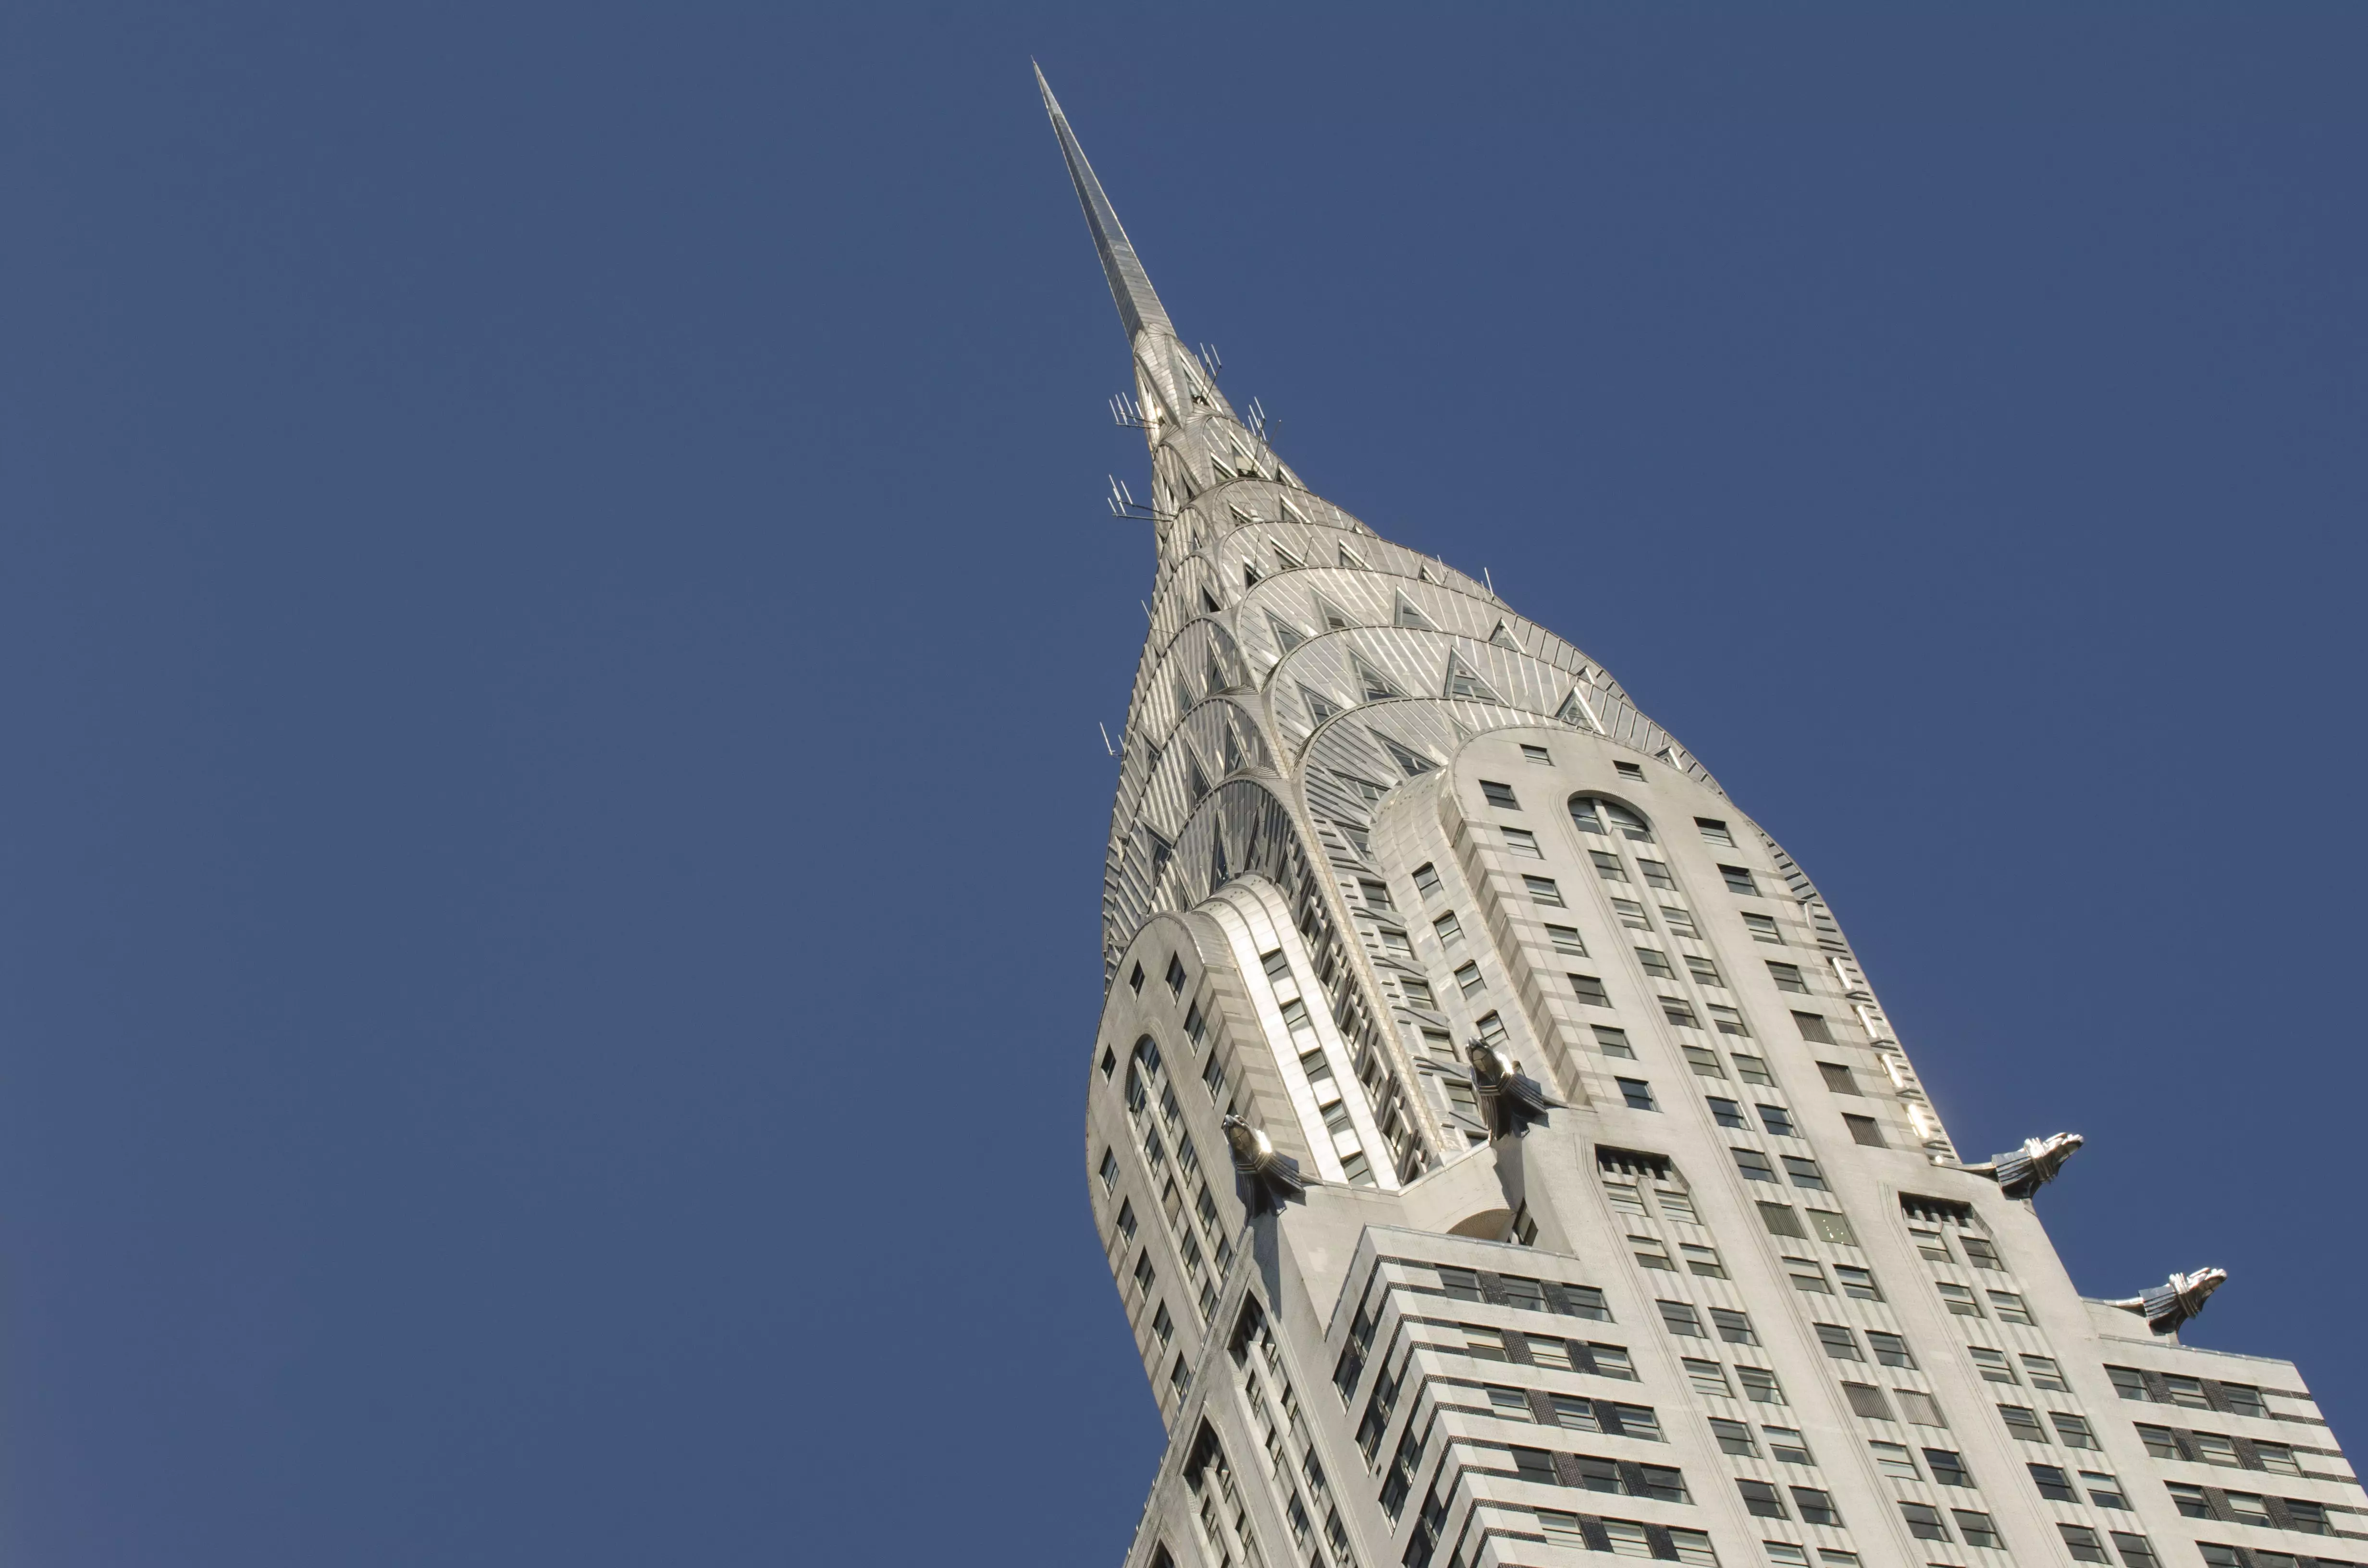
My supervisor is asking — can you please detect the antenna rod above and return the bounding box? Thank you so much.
[1099,723,1117,758]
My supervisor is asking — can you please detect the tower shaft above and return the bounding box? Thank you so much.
[1043,73,2354,1568]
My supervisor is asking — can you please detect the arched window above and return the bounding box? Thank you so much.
[1569,793,1654,843]
[1125,1034,1163,1115]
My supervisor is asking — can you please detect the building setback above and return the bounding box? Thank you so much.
[1038,68,2357,1568]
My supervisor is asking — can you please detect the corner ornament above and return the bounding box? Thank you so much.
[1222,1114,1310,1218]
[2106,1268,2229,1336]
[1956,1132,2085,1200]
[1465,1040,1554,1139]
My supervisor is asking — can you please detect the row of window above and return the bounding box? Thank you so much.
[1528,1507,1716,1564]
[2198,1543,2364,1567]
[2137,1421,2317,1476]
[2172,1481,2345,1536]
[1352,1254,2244,1568]
[2109,1364,2280,1419]
[1417,1303,2178,1564]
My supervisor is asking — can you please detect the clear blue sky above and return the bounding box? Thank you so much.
[6,6,2363,1564]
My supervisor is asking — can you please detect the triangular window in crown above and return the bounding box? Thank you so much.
[1222,718,1245,774]
[1271,540,1303,571]
[1186,752,1212,805]
[1243,560,1263,588]
[1394,592,1436,631]
[1443,652,1503,704]
[1145,826,1173,880]
[1227,502,1258,527]
[1172,673,1197,715]
[1206,650,1230,695]
[1371,729,1439,778]
[1314,593,1356,633]
[1349,652,1406,703]
[1268,612,1308,653]
[1556,686,1602,733]
[1338,544,1367,570]
[1489,620,1520,651]
[1210,827,1230,888]
[1418,564,1441,585]
[1299,684,1346,725]
[1200,587,1222,615]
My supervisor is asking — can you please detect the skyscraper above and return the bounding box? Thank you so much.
[1041,68,2355,1568]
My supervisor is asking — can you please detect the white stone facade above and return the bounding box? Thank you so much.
[1042,68,2357,1568]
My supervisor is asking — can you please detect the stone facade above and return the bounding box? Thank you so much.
[1041,67,2357,1568]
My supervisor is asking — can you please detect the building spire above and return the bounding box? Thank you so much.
[1035,63,1176,346]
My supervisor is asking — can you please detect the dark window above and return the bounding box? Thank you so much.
[1437,1265,1483,1302]
[1780,1155,1828,1190]
[1358,879,1393,910]
[1792,1011,1835,1044]
[1953,1510,2002,1548]
[1900,1501,1950,1542]
[1998,1404,2047,1442]
[1508,1446,1557,1486]
[1707,1096,1747,1129]
[1842,1383,1893,1420]
[1616,1078,1657,1111]
[1570,973,1611,1007]
[1710,1308,1757,1345]
[1756,1103,1797,1137]
[2050,1411,2097,1448]
[1710,1418,1756,1456]
[1695,817,1735,845]
[1480,780,1519,810]
[1818,1062,1859,1094]
[1732,1148,1778,1183]
[1756,1201,1806,1238]
[1924,1448,1973,1487]
[1866,1332,1915,1369]
[1524,875,1565,906]
[1815,1323,1862,1361]
[1843,1114,1887,1147]
[1614,760,1644,781]
[1737,1479,1787,1519]
[1660,996,1699,1028]
[1790,1487,1840,1526]
[1637,858,1677,890]
[1718,864,1759,895]
[1129,962,1146,992]
[2030,1463,2075,1501]
[1412,862,1441,897]
[2109,1532,2162,1568]
[2059,1523,2110,1563]
[1767,961,1809,993]
[1656,1301,1704,1338]
[1635,946,1676,979]
[1590,850,1628,882]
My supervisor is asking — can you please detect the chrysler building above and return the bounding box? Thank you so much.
[1041,68,2355,1568]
